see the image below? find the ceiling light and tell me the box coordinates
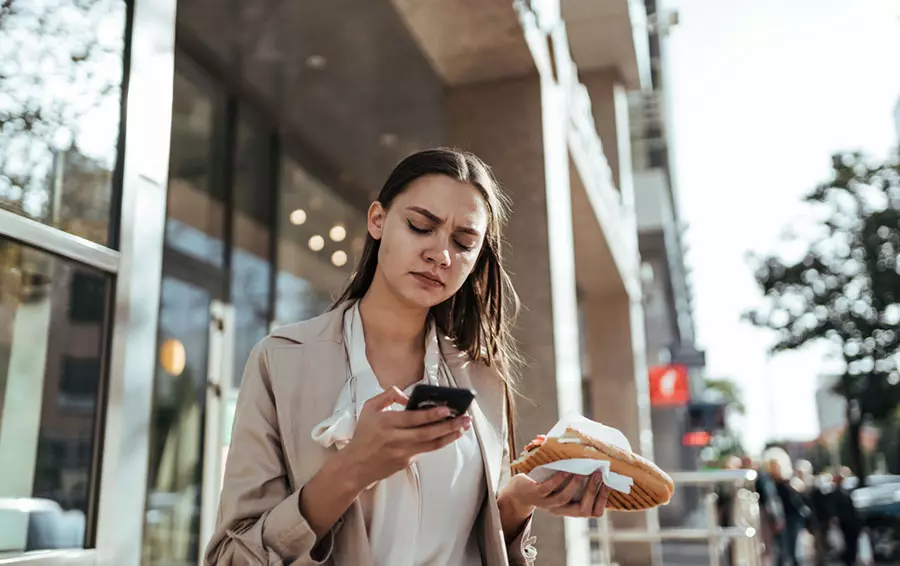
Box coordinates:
[305,54,327,70]
[378,133,399,148]
[329,225,346,242]
[308,235,325,252]
[331,250,348,267]
[159,338,186,377]
[289,209,307,225]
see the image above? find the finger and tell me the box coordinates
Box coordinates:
[537,472,570,497]
[579,472,604,516]
[364,386,409,413]
[547,502,584,517]
[592,484,611,517]
[545,473,584,507]
[411,427,466,454]
[387,405,454,428]
[407,414,472,443]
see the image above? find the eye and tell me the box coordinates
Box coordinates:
[407,220,431,234]
[454,240,475,252]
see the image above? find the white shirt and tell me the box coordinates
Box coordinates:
[311,303,485,566]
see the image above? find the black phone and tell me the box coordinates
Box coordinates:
[405,384,476,419]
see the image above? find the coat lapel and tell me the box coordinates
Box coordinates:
[269,305,375,566]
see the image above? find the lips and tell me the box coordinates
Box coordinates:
[412,272,445,287]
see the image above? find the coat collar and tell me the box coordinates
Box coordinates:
[270,301,352,345]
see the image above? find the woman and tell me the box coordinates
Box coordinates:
[205,148,612,566]
[761,447,809,566]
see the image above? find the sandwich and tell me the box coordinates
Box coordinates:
[511,427,675,511]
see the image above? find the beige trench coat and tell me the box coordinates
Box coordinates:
[204,303,537,565]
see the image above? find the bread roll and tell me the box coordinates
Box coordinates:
[511,427,674,511]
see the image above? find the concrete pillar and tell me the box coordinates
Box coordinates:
[583,290,660,565]
[580,69,623,192]
[446,73,582,563]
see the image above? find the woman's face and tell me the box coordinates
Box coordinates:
[368,174,489,310]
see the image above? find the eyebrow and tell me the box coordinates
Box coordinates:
[406,206,482,237]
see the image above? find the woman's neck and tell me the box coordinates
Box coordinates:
[357,277,429,351]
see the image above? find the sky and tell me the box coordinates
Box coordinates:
[664,0,900,455]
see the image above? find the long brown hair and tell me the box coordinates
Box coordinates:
[332,148,522,456]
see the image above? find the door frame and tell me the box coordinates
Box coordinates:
[198,299,234,563]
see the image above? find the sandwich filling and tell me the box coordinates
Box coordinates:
[513,429,600,468]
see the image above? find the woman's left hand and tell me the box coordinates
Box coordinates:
[500,471,612,518]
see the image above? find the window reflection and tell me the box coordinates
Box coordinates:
[143,278,211,566]
[165,64,227,267]
[275,157,366,326]
[0,0,127,246]
[231,114,272,388]
[0,237,109,552]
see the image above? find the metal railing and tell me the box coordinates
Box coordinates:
[592,469,764,566]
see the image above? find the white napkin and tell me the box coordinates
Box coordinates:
[526,414,635,496]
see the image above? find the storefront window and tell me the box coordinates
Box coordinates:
[274,156,366,327]
[143,276,210,566]
[164,62,228,269]
[0,0,128,246]
[231,113,272,388]
[0,237,110,552]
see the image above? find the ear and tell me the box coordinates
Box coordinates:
[368,201,386,241]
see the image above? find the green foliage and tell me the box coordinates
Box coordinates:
[746,152,900,420]
[704,377,746,414]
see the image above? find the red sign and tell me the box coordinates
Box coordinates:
[648,364,690,407]
[682,431,711,446]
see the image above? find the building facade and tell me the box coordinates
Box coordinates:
[0,1,659,564]
[629,0,706,527]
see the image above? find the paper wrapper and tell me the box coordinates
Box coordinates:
[526,414,635,497]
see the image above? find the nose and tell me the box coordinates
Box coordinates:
[424,243,451,268]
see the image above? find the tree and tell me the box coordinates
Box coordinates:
[704,377,746,415]
[746,151,900,484]
[703,377,748,464]
[0,0,124,242]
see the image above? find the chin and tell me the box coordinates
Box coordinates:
[397,283,452,310]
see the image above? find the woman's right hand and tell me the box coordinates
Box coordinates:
[339,386,471,489]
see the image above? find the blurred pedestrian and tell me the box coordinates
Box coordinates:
[761,447,809,566]
[756,453,786,565]
[829,467,863,566]
[793,460,827,565]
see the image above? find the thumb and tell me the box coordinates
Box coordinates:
[364,386,409,413]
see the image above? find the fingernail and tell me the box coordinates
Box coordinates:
[439,407,452,417]
[463,419,472,430]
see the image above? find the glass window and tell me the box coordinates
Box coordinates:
[274,156,366,326]
[143,277,211,566]
[231,113,272,387]
[164,63,227,268]
[0,0,128,246]
[0,237,110,552]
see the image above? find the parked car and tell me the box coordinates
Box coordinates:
[850,474,900,563]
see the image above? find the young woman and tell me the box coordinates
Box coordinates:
[205,148,611,566]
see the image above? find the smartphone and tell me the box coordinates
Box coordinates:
[405,384,476,419]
